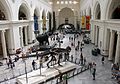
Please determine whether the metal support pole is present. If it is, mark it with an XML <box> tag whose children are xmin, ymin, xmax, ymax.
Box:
<box><xmin>24</xmin><ymin>60</ymin><xmax>28</xmax><ymax>83</ymax></box>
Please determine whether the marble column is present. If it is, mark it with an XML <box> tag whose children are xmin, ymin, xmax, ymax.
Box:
<box><xmin>1</xmin><ymin>30</ymin><xmax>7</xmax><ymax>58</ymax></box>
<box><xmin>93</xmin><ymin>25</ymin><xmax>96</xmax><ymax>44</ymax></box>
<box><xmin>41</xmin><ymin>21</ymin><xmax>43</xmax><ymax>34</ymax></box>
<box><xmin>95</xmin><ymin>27</ymin><xmax>98</xmax><ymax>46</ymax></box>
<box><xmin>20</xmin><ymin>27</ymin><xmax>24</xmax><ymax>47</ymax></box>
<box><xmin>102</xmin><ymin>29</ymin><xmax>110</xmax><ymax>56</ymax></box>
<box><xmin>29</xmin><ymin>21</ymin><xmax>35</xmax><ymax>43</ymax></box>
<box><xmin>74</xmin><ymin>16</ymin><xmax>77</xmax><ymax>29</ymax></box>
<box><xmin>46</xmin><ymin>20</ymin><xmax>49</xmax><ymax>32</ymax></box>
<box><xmin>38</xmin><ymin>20</ymin><xmax>41</xmax><ymax>34</ymax></box>
<box><xmin>115</xmin><ymin>32</ymin><xmax>120</xmax><ymax>64</ymax></box>
<box><xmin>108</xmin><ymin>30</ymin><xmax>115</xmax><ymax>60</ymax></box>
<box><xmin>90</xmin><ymin>23</ymin><xmax>94</xmax><ymax>44</ymax></box>
<box><xmin>56</xmin><ymin>16</ymin><xmax>59</xmax><ymax>29</ymax></box>
<box><xmin>24</xmin><ymin>26</ymin><xmax>28</xmax><ymax>46</ymax></box>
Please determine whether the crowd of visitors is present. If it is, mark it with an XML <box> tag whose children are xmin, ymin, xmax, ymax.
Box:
<box><xmin>0</xmin><ymin>31</ymin><xmax>119</xmax><ymax>84</ymax></box>
<box><xmin>111</xmin><ymin>63</ymin><xmax>120</xmax><ymax>83</ymax></box>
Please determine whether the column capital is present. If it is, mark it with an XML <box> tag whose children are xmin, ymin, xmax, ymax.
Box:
<box><xmin>110</xmin><ymin>30</ymin><xmax>116</xmax><ymax>34</ymax></box>
<box><xmin>19</xmin><ymin>27</ymin><xmax>23</xmax><ymax>29</ymax></box>
<box><xmin>1</xmin><ymin>30</ymin><xmax>6</xmax><ymax>33</ymax></box>
<box><xmin>117</xmin><ymin>31</ymin><xmax>120</xmax><ymax>35</ymax></box>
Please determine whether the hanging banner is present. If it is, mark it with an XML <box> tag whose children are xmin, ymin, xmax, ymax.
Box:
<box><xmin>42</xmin><ymin>16</ymin><xmax>46</xmax><ymax>32</ymax></box>
<box><xmin>86</xmin><ymin>16</ymin><xmax>90</xmax><ymax>30</ymax></box>
<box><xmin>81</xmin><ymin>16</ymin><xmax>86</xmax><ymax>29</ymax></box>
<box><xmin>34</xmin><ymin>16</ymin><xmax>38</xmax><ymax>30</ymax></box>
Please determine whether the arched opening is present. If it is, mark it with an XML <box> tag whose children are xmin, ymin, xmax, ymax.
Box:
<box><xmin>107</xmin><ymin>0</ymin><xmax>120</xmax><ymax>19</ymax></box>
<box><xmin>18</xmin><ymin>5</ymin><xmax>28</xmax><ymax>20</ymax></box>
<box><xmin>59</xmin><ymin>7</ymin><xmax>74</xmax><ymax>25</ymax></box>
<box><xmin>0</xmin><ymin>0</ymin><xmax>11</xmax><ymax>20</ymax></box>
<box><xmin>111</xmin><ymin>6</ymin><xmax>120</xmax><ymax>19</ymax></box>
<box><xmin>94</xmin><ymin>3</ymin><xmax>101</xmax><ymax>19</ymax></box>
<box><xmin>0</xmin><ymin>1</ymin><xmax>11</xmax><ymax>58</ymax></box>
<box><xmin>0</xmin><ymin>10</ymin><xmax>6</xmax><ymax>20</ymax></box>
<box><xmin>18</xmin><ymin>4</ymin><xmax>30</xmax><ymax>46</ymax></box>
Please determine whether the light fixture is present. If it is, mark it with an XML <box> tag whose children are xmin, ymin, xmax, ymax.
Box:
<box><xmin>69</xmin><ymin>1</ymin><xmax>72</xmax><ymax>4</ymax></box>
<box><xmin>57</xmin><ymin>1</ymin><xmax>59</xmax><ymax>4</ymax></box>
<box><xmin>61</xmin><ymin>1</ymin><xmax>64</xmax><ymax>4</ymax></box>
<box><xmin>72</xmin><ymin>9</ymin><xmax>74</xmax><ymax>11</ymax></box>
<box><xmin>49</xmin><ymin>2</ymin><xmax>53</xmax><ymax>4</ymax></box>
<box><xmin>58</xmin><ymin>9</ymin><xmax>61</xmax><ymax>11</ymax></box>
<box><xmin>65</xmin><ymin>1</ymin><xmax>68</xmax><ymax>4</ymax></box>
<box><xmin>73</xmin><ymin>1</ymin><xmax>78</xmax><ymax>4</ymax></box>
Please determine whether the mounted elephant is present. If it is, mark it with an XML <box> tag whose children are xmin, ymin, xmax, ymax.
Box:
<box><xmin>36</xmin><ymin>33</ymin><xmax>49</xmax><ymax>46</ymax></box>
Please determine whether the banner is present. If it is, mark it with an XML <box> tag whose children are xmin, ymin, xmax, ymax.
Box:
<box><xmin>34</xmin><ymin>16</ymin><xmax>38</xmax><ymax>30</ymax></box>
<box><xmin>81</xmin><ymin>16</ymin><xmax>86</xmax><ymax>29</ymax></box>
<box><xmin>42</xmin><ymin>16</ymin><xmax>46</xmax><ymax>32</ymax></box>
<box><xmin>86</xmin><ymin>16</ymin><xmax>90</xmax><ymax>30</ymax></box>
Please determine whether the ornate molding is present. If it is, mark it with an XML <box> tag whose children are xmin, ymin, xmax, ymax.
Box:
<box><xmin>91</xmin><ymin>20</ymin><xmax>120</xmax><ymax>31</ymax></box>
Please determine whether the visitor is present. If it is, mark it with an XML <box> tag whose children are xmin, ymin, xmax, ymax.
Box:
<box><xmin>88</xmin><ymin>62</ymin><xmax>93</xmax><ymax>73</ymax></box>
<box><xmin>101</xmin><ymin>56</ymin><xmax>105</xmax><ymax>64</ymax></box>
<box><xmin>83</xmin><ymin>57</ymin><xmax>86</xmax><ymax>65</ymax></box>
<box><xmin>9</xmin><ymin>58</ymin><xmax>13</xmax><ymax>69</ymax></box>
<box><xmin>80</xmin><ymin>53</ymin><xmax>83</xmax><ymax>65</ymax></box>
<box><xmin>80</xmin><ymin>46</ymin><xmax>83</xmax><ymax>52</ymax></box>
<box><xmin>92</xmin><ymin>62</ymin><xmax>96</xmax><ymax>80</ymax></box>
<box><xmin>5</xmin><ymin>58</ymin><xmax>9</xmax><ymax>68</ymax></box>
<box><xmin>78</xmin><ymin>41</ymin><xmax>80</xmax><ymax>47</ymax></box>
<box><xmin>32</xmin><ymin>60</ymin><xmax>36</xmax><ymax>70</ymax></box>
<box><xmin>71</xmin><ymin>55</ymin><xmax>73</xmax><ymax>62</ymax></box>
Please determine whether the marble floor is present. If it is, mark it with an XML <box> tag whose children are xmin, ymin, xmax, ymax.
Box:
<box><xmin>0</xmin><ymin>33</ymin><xmax>118</xmax><ymax>84</ymax></box>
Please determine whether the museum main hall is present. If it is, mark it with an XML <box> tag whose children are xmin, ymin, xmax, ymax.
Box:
<box><xmin>0</xmin><ymin>0</ymin><xmax>119</xmax><ymax>84</ymax></box>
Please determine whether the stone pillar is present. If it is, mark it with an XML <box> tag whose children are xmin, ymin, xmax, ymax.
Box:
<box><xmin>38</xmin><ymin>20</ymin><xmax>41</xmax><ymax>34</ymax></box>
<box><xmin>9</xmin><ymin>28</ymin><xmax>15</xmax><ymax>54</ymax></box>
<box><xmin>24</xmin><ymin>26</ymin><xmax>28</xmax><ymax>46</ymax></box>
<box><xmin>95</xmin><ymin>27</ymin><xmax>98</xmax><ymax>46</ymax></box>
<box><xmin>29</xmin><ymin>21</ymin><xmax>35</xmax><ymax>43</ymax></box>
<box><xmin>115</xmin><ymin>32</ymin><xmax>120</xmax><ymax>64</ymax></box>
<box><xmin>1</xmin><ymin>30</ymin><xmax>7</xmax><ymax>58</ymax></box>
<box><xmin>20</xmin><ymin>27</ymin><xmax>24</xmax><ymax>47</ymax></box>
<box><xmin>38</xmin><ymin>16</ymin><xmax>40</xmax><ymax>33</ymax></box>
<box><xmin>41</xmin><ymin>21</ymin><xmax>43</xmax><ymax>34</ymax></box>
<box><xmin>91</xmin><ymin>24</ymin><xmax>95</xmax><ymax>44</ymax></box>
<box><xmin>108</xmin><ymin>30</ymin><xmax>115</xmax><ymax>60</ymax></box>
<box><xmin>46</xmin><ymin>20</ymin><xmax>49</xmax><ymax>32</ymax></box>
<box><xmin>102</xmin><ymin>29</ymin><xmax>110</xmax><ymax>56</ymax></box>
<box><xmin>94</xmin><ymin>26</ymin><xmax>96</xmax><ymax>44</ymax></box>
<box><xmin>90</xmin><ymin>22</ymin><xmax>93</xmax><ymax>43</ymax></box>
<box><xmin>56</xmin><ymin>16</ymin><xmax>59</xmax><ymax>29</ymax></box>
<box><xmin>74</xmin><ymin>16</ymin><xmax>77</xmax><ymax>29</ymax></box>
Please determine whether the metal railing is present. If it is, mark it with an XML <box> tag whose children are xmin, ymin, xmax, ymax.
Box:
<box><xmin>0</xmin><ymin>56</ymin><xmax>89</xmax><ymax>83</ymax></box>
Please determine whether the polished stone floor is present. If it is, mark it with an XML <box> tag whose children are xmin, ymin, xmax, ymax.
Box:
<box><xmin>0</xmin><ymin>33</ymin><xmax>118</xmax><ymax>84</ymax></box>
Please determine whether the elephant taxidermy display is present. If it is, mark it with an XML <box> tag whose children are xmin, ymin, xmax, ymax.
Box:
<box><xmin>36</xmin><ymin>33</ymin><xmax>49</xmax><ymax>46</ymax></box>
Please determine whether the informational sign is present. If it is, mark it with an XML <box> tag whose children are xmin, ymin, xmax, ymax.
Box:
<box><xmin>86</xmin><ymin>16</ymin><xmax>90</xmax><ymax>30</ymax></box>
